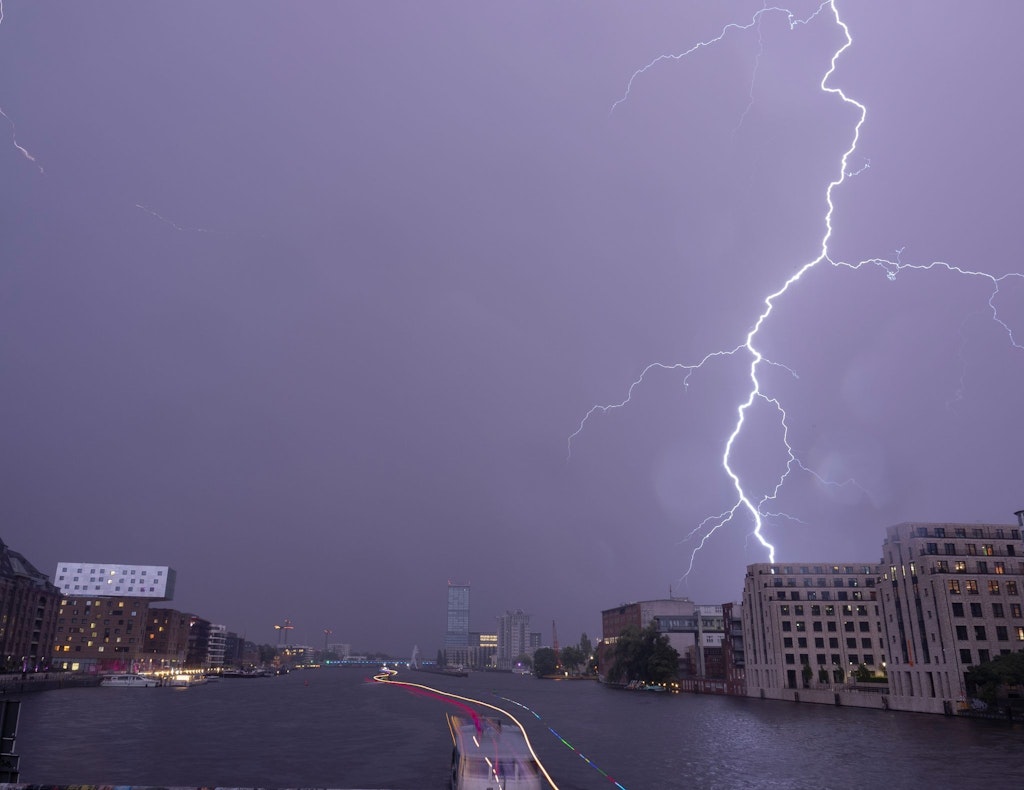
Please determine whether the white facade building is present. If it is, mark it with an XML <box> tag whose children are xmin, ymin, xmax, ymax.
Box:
<box><xmin>497</xmin><ymin>610</ymin><xmax>530</xmax><ymax>670</ymax></box>
<box><xmin>880</xmin><ymin>518</ymin><xmax>1024</xmax><ymax>714</ymax></box>
<box><xmin>207</xmin><ymin>624</ymin><xmax>227</xmax><ymax>667</ymax></box>
<box><xmin>54</xmin><ymin>562</ymin><xmax>176</xmax><ymax>600</ymax></box>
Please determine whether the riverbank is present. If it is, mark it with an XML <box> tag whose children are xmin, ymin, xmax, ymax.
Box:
<box><xmin>0</xmin><ymin>672</ymin><xmax>101</xmax><ymax>695</ymax></box>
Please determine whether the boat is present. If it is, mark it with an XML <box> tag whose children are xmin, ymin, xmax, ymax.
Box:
<box><xmin>100</xmin><ymin>673</ymin><xmax>161</xmax><ymax>687</ymax></box>
<box><xmin>165</xmin><ymin>672</ymin><xmax>208</xmax><ymax>687</ymax></box>
<box><xmin>447</xmin><ymin>714</ymin><xmax>542</xmax><ymax>789</ymax></box>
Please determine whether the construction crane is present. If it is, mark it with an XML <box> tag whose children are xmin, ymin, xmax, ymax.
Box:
<box><xmin>552</xmin><ymin>620</ymin><xmax>561</xmax><ymax>667</ymax></box>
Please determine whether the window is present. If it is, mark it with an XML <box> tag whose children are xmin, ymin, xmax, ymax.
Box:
<box><xmin>827</xmin><ymin>622</ymin><xmax>837</xmax><ymax>632</ymax></box>
<box><xmin>784</xmin><ymin>637</ymin><xmax>794</xmax><ymax>648</ymax></box>
<box><xmin>1012</xmin><ymin>604</ymin><xmax>1022</xmax><ymax>618</ymax></box>
<box><xmin>993</xmin><ymin>603</ymin><xmax>1005</xmax><ymax>618</ymax></box>
<box><xmin>1018</xmin><ymin>627</ymin><xmax>1024</xmax><ymax>642</ymax></box>
<box><xmin>971</xmin><ymin>603</ymin><xmax>983</xmax><ymax>617</ymax></box>
<box><xmin>796</xmin><ymin>621</ymin><xmax>806</xmax><ymax>632</ymax></box>
<box><xmin>798</xmin><ymin>637</ymin><xmax>808</xmax><ymax>648</ymax></box>
<box><xmin>954</xmin><ymin>561</ymin><xmax>967</xmax><ymax>573</ymax></box>
<box><xmin>952</xmin><ymin>602</ymin><xmax>964</xmax><ymax>617</ymax></box>
<box><xmin>989</xmin><ymin>580</ymin><xmax>1001</xmax><ymax>594</ymax></box>
<box><xmin>977</xmin><ymin>561</ymin><xmax>989</xmax><ymax>574</ymax></box>
<box><xmin>813</xmin><ymin>621</ymin><xmax>823</xmax><ymax>632</ymax></box>
<box><xmin>785</xmin><ymin>654</ymin><xmax>796</xmax><ymax>665</ymax></box>
<box><xmin>967</xmin><ymin>544</ymin><xmax>977</xmax><ymax>556</ymax></box>
<box><xmin>811</xmin><ymin>605</ymin><xmax>821</xmax><ymax>616</ymax></box>
<box><xmin>966</xmin><ymin>580</ymin><xmax>979</xmax><ymax>595</ymax></box>
<box><xmin>861</xmin><ymin>638</ymin><xmax>872</xmax><ymax>648</ymax></box>
<box><xmin>859</xmin><ymin>621</ymin><xmax>870</xmax><ymax>632</ymax></box>
<box><xmin>844</xmin><ymin>622</ymin><xmax>855</xmax><ymax>632</ymax></box>
<box><xmin>782</xmin><ymin>621</ymin><xmax>792</xmax><ymax>632</ymax></box>
<box><xmin>956</xmin><ymin>625</ymin><xmax>968</xmax><ymax>640</ymax></box>
<box><xmin>1007</xmin><ymin>581</ymin><xmax>1019</xmax><ymax>595</ymax></box>
<box><xmin>846</xmin><ymin>638</ymin><xmax>856</xmax><ymax>648</ymax></box>
<box><xmin>814</xmin><ymin>638</ymin><xmax>825</xmax><ymax>648</ymax></box>
<box><xmin>960</xmin><ymin>648</ymin><xmax>973</xmax><ymax>663</ymax></box>
<box><xmin>996</xmin><ymin>626</ymin><xmax>1008</xmax><ymax>641</ymax></box>
<box><xmin>926</xmin><ymin>543</ymin><xmax>938</xmax><ymax>555</ymax></box>
<box><xmin>829</xmin><ymin>637</ymin><xmax>839</xmax><ymax>648</ymax></box>
<box><xmin>955</xmin><ymin>528</ymin><xmax>966</xmax><ymax>538</ymax></box>
<box><xmin>982</xmin><ymin>544</ymin><xmax>994</xmax><ymax>557</ymax></box>
<box><xmin>974</xmin><ymin>626</ymin><xmax>987</xmax><ymax>640</ymax></box>
<box><xmin>944</xmin><ymin>543</ymin><xmax>956</xmax><ymax>555</ymax></box>
<box><xmin>996</xmin><ymin>562</ymin><xmax>1006</xmax><ymax>575</ymax></box>
<box><xmin>794</xmin><ymin>605</ymin><xmax>804</xmax><ymax>615</ymax></box>
<box><xmin>949</xmin><ymin>580</ymin><xmax>961</xmax><ymax>594</ymax></box>
<box><xmin>781</xmin><ymin>605</ymin><xmax>791</xmax><ymax>615</ymax></box>
<box><xmin>936</xmin><ymin>560</ymin><xmax>949</xmax><ymax>572</ymax></box>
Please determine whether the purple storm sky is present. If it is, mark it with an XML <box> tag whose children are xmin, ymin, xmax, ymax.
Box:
<box><xmin>2</xmin><ymin>1</ymin><xmax>1022</xmax><ymax>656</ymax></box>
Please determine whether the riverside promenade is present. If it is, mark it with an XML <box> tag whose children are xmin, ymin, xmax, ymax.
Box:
<box><xmin>0</xmin><ymin>672</ymin><xmax>101</xmax><ymax>695</ymax></box>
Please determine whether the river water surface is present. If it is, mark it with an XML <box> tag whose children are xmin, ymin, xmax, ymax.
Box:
<box><xmin>14</xmin><ymin>667</ymin><xmax>1024</xmax><ymax>788</ymax></box>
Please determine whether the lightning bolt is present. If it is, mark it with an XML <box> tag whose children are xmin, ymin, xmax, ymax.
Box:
<box><xmin>571</xmin><ymin>0</ymin><xmax>1022</xmax><ymax>576</ymax></box>
<box><xmin>0</xmin><ymin>1</ymin><xmax>44</xmax><ymax>174</ymax></box>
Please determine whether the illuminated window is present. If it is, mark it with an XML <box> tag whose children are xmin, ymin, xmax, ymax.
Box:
<box><xmin>955</xmin><ymin>561</ymin><xmax>966</xmax><ymax>573</ymax></box>
<box><xmin>1017</xmin><ymin>627</ymin><xmax>1024</xmax><ymax>641</ymax></box>
<box><xmin>995</xmin><ymin>563</ymin><xmax>1006</xmax><ymax>575</ymax></box>
<box><xmin>949</xmin><ymin>580</ymin><xmax>962</xmax><ymax>594</ymax></box>
<box><xmin>1007</xmin><ymin>582</ymin><xmax>1019</xmax><ymax>596</ymax></box>
<box><xmin>982</xmin><ymin>544</ymin><xmax>994</xmax><ymax>556</ymax></box>
<box><xmin>989</xmin><ymin>581</ymin><xmax>1000</xmax><ymax>594</ymax></box>
<box><xmin>966</xmin><ymin>580</ymin><xmax>979</xmax><ymax>595</ymax></box>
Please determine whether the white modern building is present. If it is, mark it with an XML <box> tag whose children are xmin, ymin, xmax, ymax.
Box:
<box><xmin>880</xmin><ymin>517</ymin><xmax>1024</xmax><ymax>714</ymax></box>
<box><xmin>54</xmin><ymin>562</ymin><xmax>176</xmax><ymax>599</ymax></box>
<box><xmin>742</xmin><ymin>561</ymin><xmax>886</xmax><ymax>696</ymax></box>
<box><xmin>496</xmin><ymin>609</ymin><xmax>530</xmax><ymax>670</ymax></box>
<box><xmin>207</xmin><ymin>623</ymin><xmax>227</xmax><ymax>667</ymax></box>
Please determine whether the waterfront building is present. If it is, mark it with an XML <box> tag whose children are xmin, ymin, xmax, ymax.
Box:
<box><xmin>207</xmin><ymin>623</ymin><xmax>227</xmax><ymax>667</ymax></box>
<box><xmin>0</xmin><ymin>538</ymin><xmax>61</xmax><ymax>672</ymax></box>
<box><xmin>742</xmin><ymin>561</ymin><xmax>885</xmax><ymax>697</ymax></box>
<box><xmin>53</xmin><ymin>596</ymin><xmax>152</xmax><ymax>672</ymax></box>
<box><xmin>468</xmin><ymin>631</ymin><xmax>498</xmax><ymax>669</ymax></box>
<box><xmin>880</xmin><ymin>516</ymin><xmax>1024</xmax><ymax>714</ymax></box>
<box><xmin>186</xmin><ymin>615</ymin><xmax>212</xmax><ymax>668</ymax></box>
<box><xmin>142</xmin><ymin>607</ymin><xmax>192</xmax><ymax>669</ymax></box>
<box><xmin>443</xmin><ymin>581</ymin><xmax>470</xmax><ymax>667</ymax></box>
<box><xmin>53</xmin><ymin>562</ymin><xmax>176</xmax><ymax>600</ymax></box>
<box><xmin>496</xmin><ymin>610</ymin><xmax>530</xmax><ymax>670</ymax></box>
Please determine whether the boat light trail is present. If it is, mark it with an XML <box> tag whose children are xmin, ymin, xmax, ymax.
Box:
<box><xmin>372</xmin><ymin>671</ymin><xmax>560</xmax><ymax>790</ymax></box>
<box><xmin>494</xmin><ymin>693</ymin><xmax>627</xmax><ymax>789</ymax></box>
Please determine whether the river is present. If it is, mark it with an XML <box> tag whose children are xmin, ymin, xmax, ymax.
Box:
<box><xmin>12</xmin><ymin>667</ymin><xmax>1024</xmax><ymax>788</ymax></box>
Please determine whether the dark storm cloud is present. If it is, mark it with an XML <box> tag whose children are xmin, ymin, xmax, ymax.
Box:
<box><xmin>2</xmin><ymin>1</ymin><xmax>1021</xmax><ymax>654</ymax></box>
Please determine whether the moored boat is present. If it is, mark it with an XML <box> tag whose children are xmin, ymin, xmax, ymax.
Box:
<box><xmin>100</xmin><ymin>673</ymin><xmax>161</xmax><ymax>687</ymax></box>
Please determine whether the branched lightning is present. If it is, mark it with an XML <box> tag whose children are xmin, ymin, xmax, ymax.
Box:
<box><xmin>135</xmin><ymin>203</ymin><xmax>215</xmax><ymax>234</ymax></box>
<box><xmin>0</xmin><ymin>1</ymin><xmax>43</xmax><ymax>174</ymax></box>
<box><xmin>572</xmin><ymin>0</ymin><xmax>1023</xmax><ymax>576</ymax></box>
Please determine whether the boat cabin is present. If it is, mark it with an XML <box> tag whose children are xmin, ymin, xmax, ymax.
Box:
<box><xmin>448</xmin><ymin>714</ymin><xmax>542</xmax><ymax>790</ymax></box>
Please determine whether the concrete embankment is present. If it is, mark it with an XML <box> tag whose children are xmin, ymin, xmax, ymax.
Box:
<box><xmin>0</xmin><ymin>673</ymin><xmax>101</xmax><ymax>695</ymax></box>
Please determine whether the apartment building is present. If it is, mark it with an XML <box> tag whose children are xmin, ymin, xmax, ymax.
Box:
<box><xmin>880</xmin><ymin>516</ymin><xmax>1024</xmax><ymax>714</ymax></box>
<box><xmin>742</xmin><ymin>562</ymin><xmax>885</xmax><ymax>696</ymax></box>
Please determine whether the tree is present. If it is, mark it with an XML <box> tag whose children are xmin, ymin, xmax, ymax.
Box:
<box><xmin>966</xmin><ymin>651</ymin><xmax>1024</xmax><ymax>705</ymax></box>
<box><xmin>533</xmin><ymin>647</ymin><xmax>559</xmax><ymax>677</ymax></box>
<box><xmin>818</xmin><ymin>667</ymin><xmax>830</xmax><ymax>684</ymax></box>
<box><xmin>257</xmin><ymin>644</ymin><xmax>277</xmax><ymax>666</ymax></box>
<box><xmin>609</xmin><ymin>622</ymin><xmax>680</xmax><ymax>685</ymax></box>
<box><xmin>801</xmin><ymin>663</ymin><xmax>813</xmax><ymax>688</ymax></box>
<box><xmin>560</xmin><ymin>645</ymin><xmax>586</xmax><ymax>674</ymax></box>
<box><xmin>513</xmin><ymin>653</ymin><xmax>533</xmax><ymax>670</ymax></box>
<box><xmin>579</xmin><ymin>632</ymin><xmax>593</xmax><ymax>661</ymax></box>
<box><xmin>854</xmin><ymin>663</ymin><xmax>873</xmax><ymax>682</ymax></box>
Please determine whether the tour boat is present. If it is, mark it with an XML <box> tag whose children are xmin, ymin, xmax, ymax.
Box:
<box><xmin>100</xmin><ymin>673</ymin><xmax>161</xmax><ymax>687</ymax></box>
<box><xmin>447</xmin><ymin>714</ymin><xmax>542</xmax><ymax>789</ymax></box>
